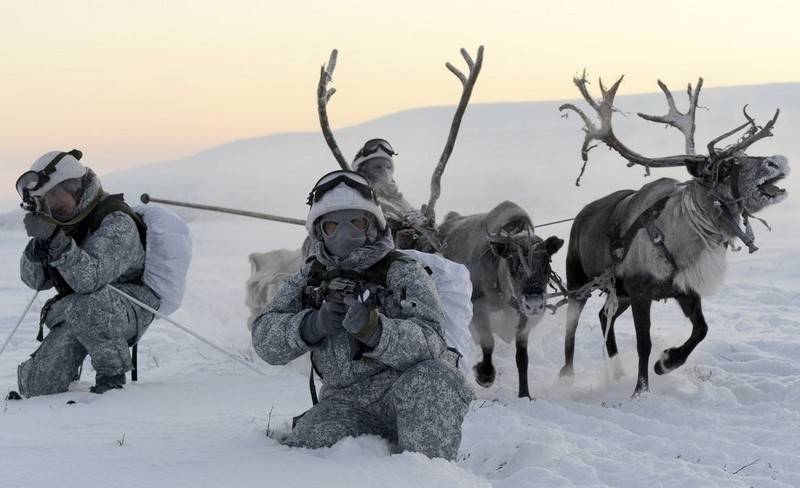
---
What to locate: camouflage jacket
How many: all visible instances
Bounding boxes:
[251,239,447,397]
[20,172,146,295]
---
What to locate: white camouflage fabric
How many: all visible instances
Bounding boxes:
[17,171,159,397]
[251,238,474,460]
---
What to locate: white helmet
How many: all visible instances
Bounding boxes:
[352,138,396,172]
[305,170,387,236]
[16,150,87,206]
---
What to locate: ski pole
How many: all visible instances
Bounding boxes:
[107,285,267,377]
[0,291,39,358]
[140,194,306,226]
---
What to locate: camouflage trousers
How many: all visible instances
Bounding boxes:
[17,284,159,397]
[285,359,475,460]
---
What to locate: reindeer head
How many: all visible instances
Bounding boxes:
[560,75,790,242]
[694,153,790,215]
[488,228,564,316]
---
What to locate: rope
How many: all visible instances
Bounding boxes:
[0,291,39,358]
[536,217,575,228]
[107,285,267,377]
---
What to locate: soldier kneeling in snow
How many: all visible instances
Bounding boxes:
[252,170,474,460]
[13,150,159,397]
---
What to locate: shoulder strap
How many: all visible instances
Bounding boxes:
[609,195,677,270]
[85,194,147,247]
[360,250,409,287]
[306,257,327,287]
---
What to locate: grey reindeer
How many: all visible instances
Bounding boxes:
[559,74,790,396]
[317,47,566,398]
[437,202,564,398]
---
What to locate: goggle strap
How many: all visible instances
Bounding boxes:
[307,174,377,207]
[17,149,84,196]
[42,149,80,177]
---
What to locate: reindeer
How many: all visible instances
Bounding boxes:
[558,74,790,396]
[437,202,564,398]
[316,48,566,398]
[316,47,483,252]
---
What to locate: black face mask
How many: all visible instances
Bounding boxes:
[358,158,395,188]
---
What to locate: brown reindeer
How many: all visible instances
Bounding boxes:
[559,74,789,396]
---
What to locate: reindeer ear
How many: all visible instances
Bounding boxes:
[685,158,707,178]
[544,236,565,255]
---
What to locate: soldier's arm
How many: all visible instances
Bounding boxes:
[251,265,314,365]
[47,212,143,294]
[363,259,446,370]
[19,239,53,291]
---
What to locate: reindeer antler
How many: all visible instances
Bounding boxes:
[317,49,350,170]
[559,73,706,186]
[637,78,703,155]
[708,105,780,161]
[424,45,484,221]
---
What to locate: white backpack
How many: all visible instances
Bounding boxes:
[133,205,192,316]
[400,250,474,376]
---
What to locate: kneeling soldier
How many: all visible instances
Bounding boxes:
[14,150,159,397]
[252,170,474,460]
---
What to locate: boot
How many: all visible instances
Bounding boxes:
[5,391,22,401]
[90,374,126,394]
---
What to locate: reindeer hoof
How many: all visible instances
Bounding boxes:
[654,348,683,375]
[558,365,574,378]
[473,363,496,387]
[632,379,649,398]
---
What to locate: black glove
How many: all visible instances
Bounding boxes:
[23,213,57,240]
[343,296,382,348]
[300,300,347,345]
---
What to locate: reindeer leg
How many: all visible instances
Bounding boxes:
[472,307,496,387]
[630,297,653,396]
[654,293,708,375]
[600,297,630,379]
[515,315,531,399]
[559,298,586,378]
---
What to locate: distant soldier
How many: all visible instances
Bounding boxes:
[12,150,158,397]
[352,139,438,251]
[252,170,473,460]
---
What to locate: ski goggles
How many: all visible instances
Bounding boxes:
[320,215,370,237]
[307,170,379,207]
[15,149,83,204]
[354,138,397,161]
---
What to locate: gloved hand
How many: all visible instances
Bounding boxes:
[300,300,346,345]
[343,295,382,348]
[47,230,72,259]
[23,213,57,240]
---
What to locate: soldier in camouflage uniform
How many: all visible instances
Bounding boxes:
[13,150,159,397]
[252,170,474,460]
[352,139,438,252]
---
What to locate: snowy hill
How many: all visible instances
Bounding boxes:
[97,81,799,225]
[1,83,798,487]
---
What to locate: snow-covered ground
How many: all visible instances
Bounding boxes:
[1,211,797,488]
[1,83,798,487]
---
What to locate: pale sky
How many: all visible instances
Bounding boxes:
[2,0,798,200]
